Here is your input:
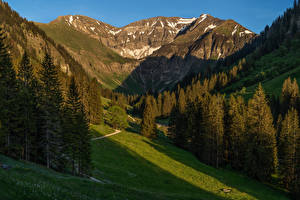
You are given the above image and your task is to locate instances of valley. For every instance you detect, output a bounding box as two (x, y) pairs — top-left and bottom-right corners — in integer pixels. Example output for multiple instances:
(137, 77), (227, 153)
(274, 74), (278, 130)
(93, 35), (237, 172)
(0, 0), (300, 200)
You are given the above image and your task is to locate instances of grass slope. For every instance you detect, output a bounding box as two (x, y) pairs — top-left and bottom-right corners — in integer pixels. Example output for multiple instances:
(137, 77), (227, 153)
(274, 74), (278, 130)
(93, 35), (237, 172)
(0, 117), (290, 200)
(91, 128), (289, 200)
(0, 122), (290, 200)
(37, 21), (134, 90)
(223, 39), (300, 99)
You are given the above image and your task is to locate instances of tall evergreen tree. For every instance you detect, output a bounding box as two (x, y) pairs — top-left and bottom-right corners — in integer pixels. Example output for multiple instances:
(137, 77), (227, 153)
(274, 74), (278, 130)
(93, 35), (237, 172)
(162, 91), (172, 117)
(157, 93), (162, 117)
(281, 77), (299, 114)
(294, 129), (300, 198)
(245, 84), (277, 181)
(0, 27), (19, 156)
(86, 78), (103, 125)
(38, 53), (64, 169)
(64, 77), (91, 175)
(278, 108), (299, 190)
(17, 52), (38, 161)
(200, 94), (225, 168)
(168, 105), (188, 149)
(141, 96), (157, 138)
(178, 88), (186, 113)
(227, 95), (247, 170)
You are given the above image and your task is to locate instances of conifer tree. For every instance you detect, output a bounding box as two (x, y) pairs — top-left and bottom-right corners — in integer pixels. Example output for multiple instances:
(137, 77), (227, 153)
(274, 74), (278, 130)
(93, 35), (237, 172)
(227, 95), (247, 170)
(162, 91), (172, 117)
(278, 108), (299, 190)
(294, 132), (300, 198)
(17, 52), (38, 161)
(178, 88), (186, 113)
(245, 84), (277, 181)
(281, 77), (299, 114)
(157, 93), (162, 117)
(86, 78), (103, 124)
(141, 96), (157, 138)
(0, 27), (19, 156)
(64, 77), (91, 175)
(200, 94), (225, 168)
(38, 52), (64, 169)
(150, 95), (159, 117)
(168, 105), (188, 148)
(107, 105), (128, 129)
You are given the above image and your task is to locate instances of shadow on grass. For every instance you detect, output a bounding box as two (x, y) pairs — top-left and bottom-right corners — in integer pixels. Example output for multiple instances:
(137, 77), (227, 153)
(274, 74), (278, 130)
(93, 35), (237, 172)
(125, 121), (141, 134)
(92, 135), (235, 200)
(143, 139), (290, 200)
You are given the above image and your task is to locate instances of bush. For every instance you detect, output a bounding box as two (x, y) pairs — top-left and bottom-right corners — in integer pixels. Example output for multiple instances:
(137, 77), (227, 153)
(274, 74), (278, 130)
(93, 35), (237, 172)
(106, 106), (128, 129)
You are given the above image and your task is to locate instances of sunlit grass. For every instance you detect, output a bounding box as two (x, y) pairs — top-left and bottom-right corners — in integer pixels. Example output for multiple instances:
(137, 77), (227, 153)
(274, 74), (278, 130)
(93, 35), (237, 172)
(91, 128), (289, 200)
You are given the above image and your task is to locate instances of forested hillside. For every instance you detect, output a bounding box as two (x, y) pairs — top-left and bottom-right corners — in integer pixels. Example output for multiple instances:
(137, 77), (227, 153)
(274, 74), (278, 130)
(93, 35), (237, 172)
(0, 0), (299, 200)
(134, 2), (300, 198)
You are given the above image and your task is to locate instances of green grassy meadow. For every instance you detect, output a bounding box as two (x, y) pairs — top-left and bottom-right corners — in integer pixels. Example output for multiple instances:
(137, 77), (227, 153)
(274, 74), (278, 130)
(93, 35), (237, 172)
(0, 117), (290, 200)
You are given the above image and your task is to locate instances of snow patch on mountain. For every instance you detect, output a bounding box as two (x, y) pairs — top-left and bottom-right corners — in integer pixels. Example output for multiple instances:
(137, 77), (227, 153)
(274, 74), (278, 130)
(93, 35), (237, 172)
(69, 16), (73, 24)
(232, 25), (238, 35)
(148, 29), (154, 35)
(178, 17), (197, 24)
(121, 45), (161, 59)
(204, 24), (217, 32)
(239, 30), (253, 37)
(198, 14), (207, 24)
(109, 29), (122, 35)
(151, 21), (157, 27)
(167, 20), (177, 28)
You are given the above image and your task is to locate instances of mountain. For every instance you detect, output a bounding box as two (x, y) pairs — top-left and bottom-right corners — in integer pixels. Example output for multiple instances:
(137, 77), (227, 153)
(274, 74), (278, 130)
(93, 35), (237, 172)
(37, 14), (256, 93)
(124, 14), (256, 92)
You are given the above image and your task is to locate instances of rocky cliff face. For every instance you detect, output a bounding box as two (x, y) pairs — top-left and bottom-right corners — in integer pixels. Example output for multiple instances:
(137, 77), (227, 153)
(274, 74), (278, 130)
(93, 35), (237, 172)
(50, 15), (198, 59)
(38, 14), (257, 93)
(119, 14), (257, 92)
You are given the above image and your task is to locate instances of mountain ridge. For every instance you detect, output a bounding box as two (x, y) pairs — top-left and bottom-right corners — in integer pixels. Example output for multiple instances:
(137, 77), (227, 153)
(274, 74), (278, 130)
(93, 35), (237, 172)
(37, 13), (257, 93)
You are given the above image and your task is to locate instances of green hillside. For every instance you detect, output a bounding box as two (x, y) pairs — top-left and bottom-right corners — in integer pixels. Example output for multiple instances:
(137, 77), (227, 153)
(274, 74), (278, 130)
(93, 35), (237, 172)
(37, 21), (134, 90)
(0, 122), (289, 200)
(222, 38), (300, 99)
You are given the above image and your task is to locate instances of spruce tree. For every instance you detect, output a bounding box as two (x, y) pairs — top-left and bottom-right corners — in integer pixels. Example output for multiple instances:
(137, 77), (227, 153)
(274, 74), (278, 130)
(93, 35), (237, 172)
(178, 88), (186, 113)
(17, 52), (38, 161)
(141, 96), (157, 138)
(0, 27), (19, 156)
(294, 131), (300, 198)
(168, 105), (188, 149)
(200, 94), (225, 168)
(38, 53), (64, 170)
(87, 78), (103, 124)
(162, 91), (171, 117)
(278, 108), (299, 190)
(107, 105), (128, 129)
(245, 84), (277, 181)
(281, 77), (299, 114)
(64, 77), (91, 175)
(227, 95), (247, 170)
(157, 93), (162, 117)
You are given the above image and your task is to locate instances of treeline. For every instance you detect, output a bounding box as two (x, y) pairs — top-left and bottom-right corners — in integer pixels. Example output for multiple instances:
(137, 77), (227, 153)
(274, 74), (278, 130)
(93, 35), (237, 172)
(0, 28), (103, 175)
(167, 78), (300, 198)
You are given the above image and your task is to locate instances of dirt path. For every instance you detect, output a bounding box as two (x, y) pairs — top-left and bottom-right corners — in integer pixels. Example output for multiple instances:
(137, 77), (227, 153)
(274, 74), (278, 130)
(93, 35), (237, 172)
(91, 129), (121, 141)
